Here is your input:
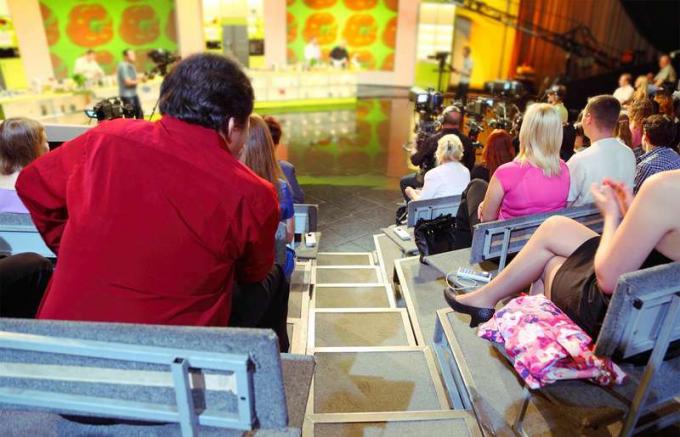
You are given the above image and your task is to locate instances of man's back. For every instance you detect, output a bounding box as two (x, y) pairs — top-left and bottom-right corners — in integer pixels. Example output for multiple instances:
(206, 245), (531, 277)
(567, 137), (636, 206)
(17, 116), (279, 326)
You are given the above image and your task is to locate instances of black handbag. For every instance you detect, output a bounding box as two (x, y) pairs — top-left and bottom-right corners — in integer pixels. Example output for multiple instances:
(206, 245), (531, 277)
(413, 214), (458, 262)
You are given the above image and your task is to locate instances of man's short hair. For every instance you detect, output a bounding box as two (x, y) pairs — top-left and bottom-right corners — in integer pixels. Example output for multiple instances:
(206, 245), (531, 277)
(621, 73), (632, 84)
(86, 49), (95, 55)
(585, 95), (621, 132)
(122, 48), (132, 57)
(441, 106), (462, 126)
(158, 53), (254, 131)
(643, 114), (675, 148)
(263, 116), (282, 145)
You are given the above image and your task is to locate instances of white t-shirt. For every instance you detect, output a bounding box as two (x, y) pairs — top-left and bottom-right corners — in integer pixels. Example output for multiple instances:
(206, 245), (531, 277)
(567, 137), (636, 206)
(613, 84), (634, 104)
(419, 161), (470, 201)
(74, 56), (104, 81)
(460, 57), (473, 84)
(304, 43), (320, 63)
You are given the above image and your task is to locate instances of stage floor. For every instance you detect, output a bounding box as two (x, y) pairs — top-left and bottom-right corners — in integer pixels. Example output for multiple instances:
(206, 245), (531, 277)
(270, 97), (413, 253)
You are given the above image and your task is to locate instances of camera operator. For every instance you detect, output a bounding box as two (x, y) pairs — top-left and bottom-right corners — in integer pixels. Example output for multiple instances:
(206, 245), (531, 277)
(117, 49), (144, 119)
(400, 106), (476, 200)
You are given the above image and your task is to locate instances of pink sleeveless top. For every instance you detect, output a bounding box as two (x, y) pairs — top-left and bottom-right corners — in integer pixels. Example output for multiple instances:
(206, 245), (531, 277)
(493, 160), (570, 220)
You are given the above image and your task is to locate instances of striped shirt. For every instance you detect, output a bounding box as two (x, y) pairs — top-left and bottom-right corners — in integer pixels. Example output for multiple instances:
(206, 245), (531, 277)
(634, 147), (680, 193)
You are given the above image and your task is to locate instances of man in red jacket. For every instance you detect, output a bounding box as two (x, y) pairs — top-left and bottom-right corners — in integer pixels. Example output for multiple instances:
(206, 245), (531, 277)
(17, 54), (287, 346)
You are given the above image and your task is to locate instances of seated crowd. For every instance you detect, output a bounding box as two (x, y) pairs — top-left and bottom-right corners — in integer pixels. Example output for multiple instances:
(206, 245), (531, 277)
(0, 54), (303, 351)
(0, 51), (678, 416)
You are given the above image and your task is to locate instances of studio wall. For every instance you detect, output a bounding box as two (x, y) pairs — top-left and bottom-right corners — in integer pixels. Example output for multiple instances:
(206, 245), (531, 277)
(39, 0), (178, 79)
(286, 0), (399, 71)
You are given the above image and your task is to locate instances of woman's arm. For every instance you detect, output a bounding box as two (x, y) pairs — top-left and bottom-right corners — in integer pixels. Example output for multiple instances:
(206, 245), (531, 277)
(479, 175), (504, 222)
(285, 217), (295, 244)
(593, 175), (675, 293)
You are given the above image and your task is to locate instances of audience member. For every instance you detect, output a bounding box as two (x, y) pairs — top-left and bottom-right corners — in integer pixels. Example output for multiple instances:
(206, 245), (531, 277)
(469, 129), (515, 182)
(632, 75), (649, 104)
(16, 54), (285, 342)
(654, 86), (675, 118)
(242, 114), (295, 278)
(454, 103), (569, 247)
(264, 115), (304, 203)
(0, 252), (53, 318)
(560, 123), (576, 161)
(547, 85), (568, 124)
(446, 171), (680, 337)
(654, 54), (677, 88)
(634, 115), (680, 193)
(400, 106), (475, 199)
(615, 113), (633, 148)
(404, 134), (470, 201)
(573, 120), (590, 153)
(613, 73), (634, 105)
(0, 118), (49, 213)
(566, 95), (635, 206)
(628, 98), (655, 159)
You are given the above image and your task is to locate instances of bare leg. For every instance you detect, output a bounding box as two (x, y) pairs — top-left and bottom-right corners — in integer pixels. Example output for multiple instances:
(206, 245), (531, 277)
(456, 216), (597, 308)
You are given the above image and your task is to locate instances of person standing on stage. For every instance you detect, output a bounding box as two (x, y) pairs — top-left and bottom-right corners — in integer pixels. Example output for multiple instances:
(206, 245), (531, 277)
(456, 46), (473, 104)
(117, 49), (144, 119)
(74, 50), (104, 86)
(329, 40), (349, 69)
(304, 37), (321, 68)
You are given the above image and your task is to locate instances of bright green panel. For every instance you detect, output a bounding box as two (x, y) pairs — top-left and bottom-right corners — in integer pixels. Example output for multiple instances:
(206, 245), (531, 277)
(287, 0), (398, 71)
(40, 0), (177, 79)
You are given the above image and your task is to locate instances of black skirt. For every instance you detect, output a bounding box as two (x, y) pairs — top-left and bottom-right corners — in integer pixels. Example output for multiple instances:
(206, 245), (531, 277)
(551, 237), (672, 339)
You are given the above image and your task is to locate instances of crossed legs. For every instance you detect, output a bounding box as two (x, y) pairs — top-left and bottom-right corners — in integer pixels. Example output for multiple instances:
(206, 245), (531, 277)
(454, 215), (598, 309)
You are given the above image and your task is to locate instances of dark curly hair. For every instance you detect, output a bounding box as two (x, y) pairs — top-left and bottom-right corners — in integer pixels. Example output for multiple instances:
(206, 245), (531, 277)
(158, 53), (254, 131)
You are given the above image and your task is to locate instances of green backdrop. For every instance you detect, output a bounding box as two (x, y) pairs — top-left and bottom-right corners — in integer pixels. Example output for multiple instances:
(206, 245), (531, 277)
(40, 0), (177, 79)
(287, 0), (398, 71)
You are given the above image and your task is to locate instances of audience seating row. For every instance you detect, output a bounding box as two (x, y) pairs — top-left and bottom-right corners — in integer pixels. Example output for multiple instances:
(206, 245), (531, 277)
(433, 262), (680, 436)
(0, 318), (314, 436)
(387, 203), (680, 435)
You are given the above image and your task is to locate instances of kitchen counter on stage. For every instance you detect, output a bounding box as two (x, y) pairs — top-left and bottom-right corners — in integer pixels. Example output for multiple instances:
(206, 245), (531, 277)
(0, 69), (357, 124)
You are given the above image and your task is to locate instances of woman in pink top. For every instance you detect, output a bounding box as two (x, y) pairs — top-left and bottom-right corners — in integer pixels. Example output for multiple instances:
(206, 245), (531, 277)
(478, 103), (570, 221)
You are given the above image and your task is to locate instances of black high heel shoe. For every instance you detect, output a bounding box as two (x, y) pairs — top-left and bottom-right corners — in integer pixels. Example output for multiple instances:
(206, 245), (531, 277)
(443, 288), (495, 328)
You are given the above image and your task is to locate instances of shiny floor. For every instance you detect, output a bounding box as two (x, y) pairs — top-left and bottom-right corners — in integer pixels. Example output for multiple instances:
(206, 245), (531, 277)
(269, 97), (414, 252)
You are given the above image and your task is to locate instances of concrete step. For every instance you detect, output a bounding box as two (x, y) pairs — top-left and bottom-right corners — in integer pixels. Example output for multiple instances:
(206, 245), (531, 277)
(304, 411), (481, 437)
(310, 309), (415, 350)
(315, 266), (383, 286)
(316, 252), (374, 266)
(314, 285), (391, 309)
(310, 347), (449, 415)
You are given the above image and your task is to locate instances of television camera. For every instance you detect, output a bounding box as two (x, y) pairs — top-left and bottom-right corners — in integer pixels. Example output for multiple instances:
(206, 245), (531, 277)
(84, 97), (136, 122)
(409, 86), (444, 133)
(146, 49), (180, 78)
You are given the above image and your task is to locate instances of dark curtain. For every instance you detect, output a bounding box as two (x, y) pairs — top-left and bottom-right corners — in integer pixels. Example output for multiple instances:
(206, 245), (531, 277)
(619, 0), (680, 53)
(510, 0), (656, 84)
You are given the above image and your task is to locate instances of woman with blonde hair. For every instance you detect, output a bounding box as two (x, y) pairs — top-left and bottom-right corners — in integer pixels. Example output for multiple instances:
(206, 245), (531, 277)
(631, 75), (649, 104)
(460, 104), (570, 228)
(240, 114), (295, 277)
(404, 133), (470, 201)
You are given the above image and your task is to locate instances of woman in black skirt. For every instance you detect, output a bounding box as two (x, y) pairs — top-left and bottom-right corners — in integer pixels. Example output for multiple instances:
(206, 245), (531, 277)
(445, 170), (680, 338)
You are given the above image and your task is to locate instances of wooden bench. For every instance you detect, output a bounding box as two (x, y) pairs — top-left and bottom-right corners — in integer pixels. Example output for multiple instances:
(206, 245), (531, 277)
(433, 262), (680, 436)
(0, 319), (315, 436)
(424, 204), (603, 275)
(406, 195), (462, 228)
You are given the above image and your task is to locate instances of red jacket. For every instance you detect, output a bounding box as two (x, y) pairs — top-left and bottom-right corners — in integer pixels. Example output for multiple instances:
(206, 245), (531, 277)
(17, 116), (279, 326)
